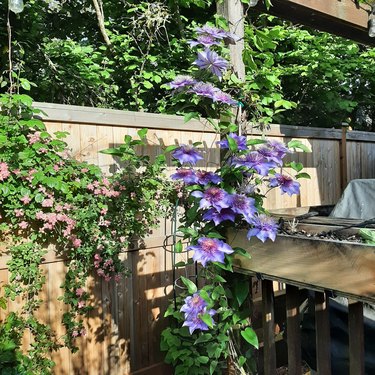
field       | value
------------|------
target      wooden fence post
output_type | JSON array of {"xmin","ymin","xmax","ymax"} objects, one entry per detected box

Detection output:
[
  {"xmin": 315, "ymin": 291, "xmax": 331, "ymax": 374},
  {"xmin": 340, "ymin": 123, "xmax": 349, "ymax": 193}
]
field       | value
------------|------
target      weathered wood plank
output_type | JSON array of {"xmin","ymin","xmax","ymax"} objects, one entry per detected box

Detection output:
[
  {"xmin": 262, "ymin": 280, "xmax": 276, "ymax": 375},
  {"xmin": 315, "ymin": 292, "xmax": 331, "ymax": 375},
  {"xmin": 48, "ymin": 260, "xmax": 71, "ymax": 375},
  {"xmin": 229, "ymin": 230, "xmax": 375, "ymax": 303},
  {"xmin": 348, "ymin": 301, "xmax": 365, "ymax": 375},
  {"xmin": 260, "ymin": 0, "xmax": 375, "ymax": 46},
  {"xmin": 286, "ymin": 284, "xmax": 302, "ymax": 375},
  {"xmin": 37, "ymin": 102, "xmax": 375, "ymax": 142}
]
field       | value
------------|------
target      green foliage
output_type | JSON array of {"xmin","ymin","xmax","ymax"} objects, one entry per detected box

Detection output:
[
  {"xmin": 245, "ymin": 14, "xmax": 375, "ymax": 130},
  {"xmin": 0, "ymin": 94, "xmax": 173, "ymax": 373},
  {"xmin": 161, "ymin": 275, "xmax": 256, "ymax": 375},
  {"xmin": 3, "ymin": 2, "xmax": 374, "ymax": 130},
  {"xmin": 359, "ymin": 228, "xmax": 375, "ymax": 245}
]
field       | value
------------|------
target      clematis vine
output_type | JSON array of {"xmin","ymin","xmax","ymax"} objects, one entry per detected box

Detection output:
[{"xmin": 162, "ymin": 23, "xmax": 308, "ymax": 375}]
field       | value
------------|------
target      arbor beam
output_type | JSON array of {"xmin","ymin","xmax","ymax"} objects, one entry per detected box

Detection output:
[{"xmin": 258, "ymin": 0, "xmax": 375, "ymax": 46}]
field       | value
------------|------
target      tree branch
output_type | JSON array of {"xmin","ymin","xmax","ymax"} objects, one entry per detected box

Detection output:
[{"xmin": 92, "ymin": 0, "xmax": 112, "ymax": 47}]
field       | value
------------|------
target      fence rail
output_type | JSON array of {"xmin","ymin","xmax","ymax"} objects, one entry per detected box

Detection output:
[{"xmin": 1, "ymin": 103, "xmax": 375, "ymax": 374}]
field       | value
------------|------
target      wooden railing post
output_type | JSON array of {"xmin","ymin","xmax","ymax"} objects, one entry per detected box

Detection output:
[
  {"xmin": 348, "ymin": 301, "xmax": 365, "ymax": 375},
  {"xmin": 262, "ymin": 279, "xmax": 276, "ymax": 375},
  {"xmin": 315, "ymin": 291, "xmax": 331, "ymax": 374},
  {"xmin": 286, "ymin": 285, "xmax": 302, "ymax": 375}
]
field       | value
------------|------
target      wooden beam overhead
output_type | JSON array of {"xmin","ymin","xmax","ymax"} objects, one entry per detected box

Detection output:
[{"xmin": 257, "ymin": 0, "xmax": 375, "ymax": 46}]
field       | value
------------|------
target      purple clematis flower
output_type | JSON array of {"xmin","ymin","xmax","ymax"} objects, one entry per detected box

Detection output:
[
  {"xmin": 195, "ymin": 25, "xmax": 228, "ymax": 40},
  {"xmin": 188, "ymin": 237, "xmax": 234, "ymax": 267},
  {"xmin": 228, "ymin": 194, "xmax": 256, "ymax": 221},
  {"xmin": 233, "ymin": 151, "xmax": 276, "ymax": 176},
  {"xmin": 218, "ymin": 133, "xmax": 248, "ymax": 151},
  {"xmin": 196, "ymin": 170, "xmax": 222, "ymax": 185},
  {"xmin": 190, "ymin": 82, "xmax": 218, "ymax": 99},
  {"xmin": 267, "ymin": 140, "xmax": 290, "ymax": 160},
  {"xmin": 172, "ymin": 145, "xmax": 204, "ymax": 165},
  {"xmin": 213, "ymin": 91, "xmax": 238, "ymax": 106},
  {"xmin": 183, "ymin": 311, "xmax": 216, "ymax": 334},
  {"xmin": 171, "ymin": 168, "xmax": 198, "ymax": 185},
  {"xmin": 269, "ymin": 173, "xmax": 300, "ymax": 196},
  {"xmin": 181, "ymin": 293, "xmax": 208, "ymax": 318},
  {"xmin": 180, "ymin": 293, "xmax": 216, "ymax": 334},
  {"xmin": 188, "ymin": 35, "xmax": 221, "ymax": 48},
  {"xmin": 247, "ymin": 214, "xmax": 278, "ymax": 242},
  {"xmin": 202, "ymin": 208, "xmax": 236, "ymax": 226},
  {"xmin": 191, "ymin": 186, "xmax": 231, "ymax": 211},
  {"xmin": 194, "ymin": 49, "xmax": 228, "ymax": 78},
  {"xmin": 257, "ymin": 140, "xmax": 290, "ymax": 166},
  {"xmin": 168, "ymin": 75, "xmax": 196, "ymax": 90}
]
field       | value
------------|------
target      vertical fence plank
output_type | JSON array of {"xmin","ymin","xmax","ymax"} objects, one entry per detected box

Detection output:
[
  {"xmin": 348, "ymin": 301, "xmax": 364, "ymax": 375},
  {"xmin": 262, "ymin": 279, "xmax": 276, "ymax": 375},
  {"xmin": 315, "ymin": 291, "xmax": 331, "ymax": 375},
  {"xmin": 286, "ymin": 284, "xmax": 301, "ymax": 375},
  {"xmin": 48, "ymin": 260, "xmax": 72, "ymax": 375}
]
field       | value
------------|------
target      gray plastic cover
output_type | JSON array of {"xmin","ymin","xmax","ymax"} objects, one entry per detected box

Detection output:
[{"xmin": 330, "ymin": 179, "xmax": 375, "ymax": 219}]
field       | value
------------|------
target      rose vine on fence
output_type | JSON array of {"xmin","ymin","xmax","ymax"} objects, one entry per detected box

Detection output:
[
  {"xmin": 0, "ymin": 94, "xmax": 173, "ymax": 373},
  {"xmin": 160, "ymin": 23, "xmax": 309, "ymax": 375}
]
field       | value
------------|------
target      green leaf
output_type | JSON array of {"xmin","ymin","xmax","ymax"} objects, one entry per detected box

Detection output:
[
  {"xmin": 194, "ymin": 333, "xmax": 212, "ymax": 344},
  {"xmin": 288, "ymin": 140, "xmax": 311, "ymax": 153},
  {"xmin": 164, "ymin": 145, "xmax": 179, "ymax": 153},
  {"xmin": 230, "ymin": 73, "xmax": 242, "ymax": 84},
  {"xmin": 180, "ymin": 276, "xmax": 197, "ymax": 294},
  {"xmin": 295, "ymin": 172, "xmax": 311, "ymax": 179},
  {"xmin": 290, "ymin": 161, "xmax": 303, "ymax": 172},
  {"xmin": 137, "ymin": 128, "xmax": 148, "ymax": 139},
  {"xmin": 200, "ymin": 313, "xmax": 214, "ymax": 328},
  {"xmin": 196, "ymin": 356, "xmax": 209, "ymax": 364},
  {"xmin": 34, "ymin": 193, "xmax": 44, "ymax": 203},
  {"xmin": 184, "ymin": 112, "xmax": 200, "ymax": 123},
  {"xmin": 234, "ymin": 279, "xmax": 250, "ymax": 307},
  {"xmin": 247, "ymin": 139, "xmax": 267, "ymax": 146},
  {"xmin": 175, "ymin": 240, "xmax": 183, "ymax": 253},
  {"xmin": 227, "ymin": 135, "xmax": 238, "ymax": 152},
  {"xmin": 174, "ymin": 261, "xmax": 187, "ymax": 267},
  {"xmin": 210, "ymin": 360, "xmax": 218, "ymax": 375},
  {"xmin": 206, "ymin": 232, "xmax": 225, "ymax": 239},
  {"xmin": 0, "ymin": 297, "xmax": 7, "ymax": 310},
  {"xmin": 100, "ymin": 148, "xmax": 123, "ymax": 156},
  {"xmin": 241, "ymin": 327, "xmax": 259, "ymax": 349},
  {"xmin": 234, "ymin": 247, "xmax": 251, "ymax": 259},
  {"xmin": 359, "ymin": 229, "xmax": 375, "ymax": 245},
  {"xmin": 143, "ymin": 80, "xmax": 153, "ymax": 89}
]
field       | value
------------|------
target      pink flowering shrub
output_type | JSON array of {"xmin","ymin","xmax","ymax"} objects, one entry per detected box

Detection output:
[{"xmin": 0, "ymin": 94, "xmax": 173, "ymax": 372}]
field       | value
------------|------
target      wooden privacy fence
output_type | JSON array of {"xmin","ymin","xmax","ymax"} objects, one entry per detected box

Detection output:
[{"xmin": 0, "ymin": 102, "xmax": 374, "ymax": 374}]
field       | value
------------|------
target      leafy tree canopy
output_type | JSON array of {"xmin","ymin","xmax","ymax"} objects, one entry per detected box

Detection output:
[{"xmin": 1, "ymin": 0, "xmax": 375, "ymax": 131}]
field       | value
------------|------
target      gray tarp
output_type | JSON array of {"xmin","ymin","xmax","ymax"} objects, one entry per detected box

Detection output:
[{"xmin": 330, "ymin": 179, "xmax": 375, "ymax": 219}]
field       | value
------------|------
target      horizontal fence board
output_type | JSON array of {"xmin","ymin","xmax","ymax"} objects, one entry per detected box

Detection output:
[{"xmin": 37, "ymin": 102, "xmax": 375, "ymax": 142}]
